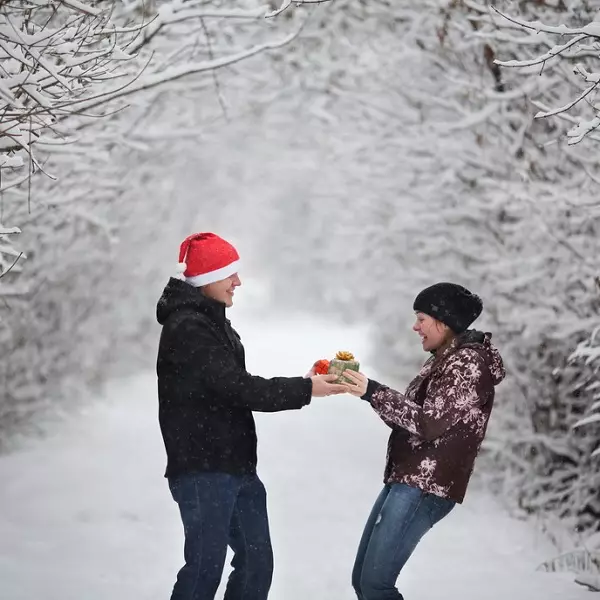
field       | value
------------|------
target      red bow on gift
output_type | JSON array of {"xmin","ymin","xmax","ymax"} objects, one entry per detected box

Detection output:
[{"xmin": 312, "ymin": 359, "xmax": 330, "ymax": 375}]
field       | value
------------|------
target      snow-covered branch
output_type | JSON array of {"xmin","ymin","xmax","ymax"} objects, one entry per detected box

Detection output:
[
  {"xmin": 571, "ymin": 327, "xmax": 600, "ymax": 457},
  {"xmin": 0, "ymin": 0, "xmax": 138, "ymax": 175},
  {"xmin": 0, "ymin": 0, "xmax": 329, "ymax": 445},
  {"xmin": 493, "ymin": 7, "xmax": 600, "ymax": 144},
  {"xmin": 126, "ymin": 3, "xmax": 269, "ymax": 53},
  {"xmin": 265, "ymin": 0, "xmax": 332, "ymax": 19},
  {"xmin": 70, "ymin": 21, "xmax": 305, "ymax": 112},
  {"xmin": 491, "ymin": 9, "xmax": 600, "ymax": 39}
]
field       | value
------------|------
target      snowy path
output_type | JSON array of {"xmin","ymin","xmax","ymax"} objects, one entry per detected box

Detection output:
[{"xmin": 0, "ymin": 307, "xmax": 588, "ymax": 600}]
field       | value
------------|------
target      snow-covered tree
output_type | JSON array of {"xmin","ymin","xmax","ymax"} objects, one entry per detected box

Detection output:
[
  {"xmin": 0, "ymin": 0, "xmax": 324, "ymax": 442},
  {"xmin": 191, "ymin": 0, "xmax": 600, "ymax": 544},
  {"xmin": 2, "ymin": 0, "xmax": 598, "ymax": 557},
  {"xmin": 0, "ymin": 0, "xmax": 142, "ymax": 277}
]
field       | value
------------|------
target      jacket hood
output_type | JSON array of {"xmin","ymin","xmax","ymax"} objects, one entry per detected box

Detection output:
[
  {"xmin": 156, "ymin": 277, "xmax": 226, "ymax": 325},
  {"xmin": 459, "ymin": 331, "xmax": 506, "ymax": 386}
]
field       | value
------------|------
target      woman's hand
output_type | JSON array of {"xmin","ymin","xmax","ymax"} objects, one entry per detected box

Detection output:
[{"xmin": 343, "ymin": 370, "xmax": 369, "ymax": 397}]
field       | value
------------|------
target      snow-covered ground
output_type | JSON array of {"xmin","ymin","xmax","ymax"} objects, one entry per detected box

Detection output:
[{"xmin": 0, "ymin": 300, "xmax": 589, "ymax": 599}]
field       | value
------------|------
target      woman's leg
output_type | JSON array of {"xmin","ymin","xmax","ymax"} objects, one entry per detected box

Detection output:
[
  {"xmin": 358, "ymin": 483, "xmax": 455, "ymax": 600},
  {"xmin": 352, "ymin": 485, "xmax": 391, "ymax": 600}
]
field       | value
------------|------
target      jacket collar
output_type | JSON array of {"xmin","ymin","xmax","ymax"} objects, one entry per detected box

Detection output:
[
  {"xmin": 196, "ymin": 290, "xmax": 227, "ymax": 325},
  {"xmin": 156, "ymin": 277, "xmax": 228, "ymax": 327}
]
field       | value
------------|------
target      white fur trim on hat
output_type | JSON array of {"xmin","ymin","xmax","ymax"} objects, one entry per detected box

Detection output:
[
  {"xmin": 175, "ymin": 262, "xmax": 187, "ymax": 280},
  {"xmin": 185, "ymin": 260, "xmax": 241, "ymax": 287}
]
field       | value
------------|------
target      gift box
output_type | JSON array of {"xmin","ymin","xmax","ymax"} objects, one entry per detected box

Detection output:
[{"xmin": 328, "ymin": 351, "xmax": 360, "ymax": 384}]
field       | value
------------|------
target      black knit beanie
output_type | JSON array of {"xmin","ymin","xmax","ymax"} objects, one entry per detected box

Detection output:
[{"xmin": 413, "ymin": 282, "xmax": 483, "ymax": 334}]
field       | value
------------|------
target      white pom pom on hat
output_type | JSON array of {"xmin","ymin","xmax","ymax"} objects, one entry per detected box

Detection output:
[
  {"xmin": 176, "ymin": 233, "xmax": 240, "ymax": 287},
  {"xmin": 175, "ymin": 262, "xmax": 187, "ymax": 280}
]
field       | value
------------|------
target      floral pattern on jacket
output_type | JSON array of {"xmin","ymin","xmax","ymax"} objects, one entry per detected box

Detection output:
[{"xmin": 368, "ymin": 333, "xmax": 505, "ymax": 503}]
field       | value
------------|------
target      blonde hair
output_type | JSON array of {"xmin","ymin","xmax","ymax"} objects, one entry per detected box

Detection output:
[{"xmin": 434, "ymin": 319, "xmax": 456, "ymax": 351}]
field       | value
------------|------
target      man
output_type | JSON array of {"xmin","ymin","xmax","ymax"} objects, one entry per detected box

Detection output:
[{"xmin": 156, "ymin": 232, "xmax": 346, "ymax": 600}]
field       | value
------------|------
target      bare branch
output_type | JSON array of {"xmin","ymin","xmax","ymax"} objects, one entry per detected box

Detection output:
[{"xmin": 0, "ymin": 250, "xmax": 24, "ymax": 279}]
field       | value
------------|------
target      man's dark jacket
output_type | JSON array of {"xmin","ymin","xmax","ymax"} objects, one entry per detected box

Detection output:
[{"xmin": 156, "ymin": 278, "xmax": 312, "ymax": 478}]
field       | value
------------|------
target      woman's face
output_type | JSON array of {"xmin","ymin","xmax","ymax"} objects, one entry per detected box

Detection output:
[{"xmin": 413, "ymin": 312, "xmax": 451, "ymax": 352}]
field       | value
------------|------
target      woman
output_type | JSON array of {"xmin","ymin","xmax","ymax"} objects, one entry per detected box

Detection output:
[{"xmin": 343, "ymin": 282, "xmax": 506, "ymax": 600}]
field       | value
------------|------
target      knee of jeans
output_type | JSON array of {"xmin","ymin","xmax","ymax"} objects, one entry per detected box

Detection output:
[
  {"xmin": 253, "ymin": 545, "xmax": 274, "ymax": 575},
  {"xmin": 203, "ymin": 566, "xmax": 223, "ymax": 588},
  {"xmin": 233, "ymin": 542, "xmax": 274, "ymax": 573},
  {"xmin": 360, "ymin": 575, "xmax": 387, "ymax": 600}
]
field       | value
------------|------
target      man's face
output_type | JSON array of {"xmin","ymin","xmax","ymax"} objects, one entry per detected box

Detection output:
[{"xmin": 201, "ymin": 273, "xmax": 241, "ymax": 308}]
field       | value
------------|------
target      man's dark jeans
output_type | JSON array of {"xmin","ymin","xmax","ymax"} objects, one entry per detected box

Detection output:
[
  {"xmin": 168, "ymin": 472, "xmax": 273, "ymax": 600},
  {"xmin": 352, "ymin": 483, "xmax": 455, "ymax": 600}
]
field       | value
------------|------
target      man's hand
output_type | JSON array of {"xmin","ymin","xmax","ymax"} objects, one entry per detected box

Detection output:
[
  {"xmin": 341, "ymin": 370, "xmax": 369, "ymax": 397},
  {"xmin": 310, "ymin": 374, "xmax": 349, "ymax": 397},
  {"xmin": 304, "ymin": 365, "xmax": 316, "ymax": 378}
]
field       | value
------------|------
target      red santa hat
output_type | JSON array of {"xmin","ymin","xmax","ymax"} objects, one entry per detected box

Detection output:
[{"xmin": 176, "ymin": 232, "xmax": 240, "ymax": 287}]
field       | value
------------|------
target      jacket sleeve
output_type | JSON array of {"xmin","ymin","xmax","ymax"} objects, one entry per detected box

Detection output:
[
  {"xmin": 365, "ymin": 350, "xmax": 487, "ymax": 441},
  {"xmin": 171, "ymin": 316, "xmax": 312, "ymax": 412},
  {"xmin": 360, "ymin": 379, "xmax": 401, "ymax": 430}
]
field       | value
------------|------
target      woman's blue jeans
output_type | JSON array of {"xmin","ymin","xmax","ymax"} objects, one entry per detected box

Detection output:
[{"xmin": 352, "ymin": 483, "xmax": 455, "ymax": 600}]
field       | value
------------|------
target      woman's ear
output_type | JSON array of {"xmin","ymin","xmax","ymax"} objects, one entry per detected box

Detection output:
[{"xmin": 434, "ymin": 320, "xmax": 448, "ymax": 334}]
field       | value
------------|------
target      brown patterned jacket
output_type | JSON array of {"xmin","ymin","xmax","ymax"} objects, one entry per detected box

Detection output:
[{"xmin": 363, "ymin": 332, "xmax": 505, "ymax": 503}]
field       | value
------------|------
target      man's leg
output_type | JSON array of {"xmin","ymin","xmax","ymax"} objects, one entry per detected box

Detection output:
[
  {"xmin": 224, "ymin": 475, "xmax": 274, "ymax": 600},
  {"xmin": 352, "ymin": 485, "xmax": 391, "ymax": 600},
  {"xmin": 169, "ymin": 472, "xmax": 241, "ymax": 600},
  {"xmin": 359, "ymin": 483, "xmax": 455, "ymax": 600}
]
